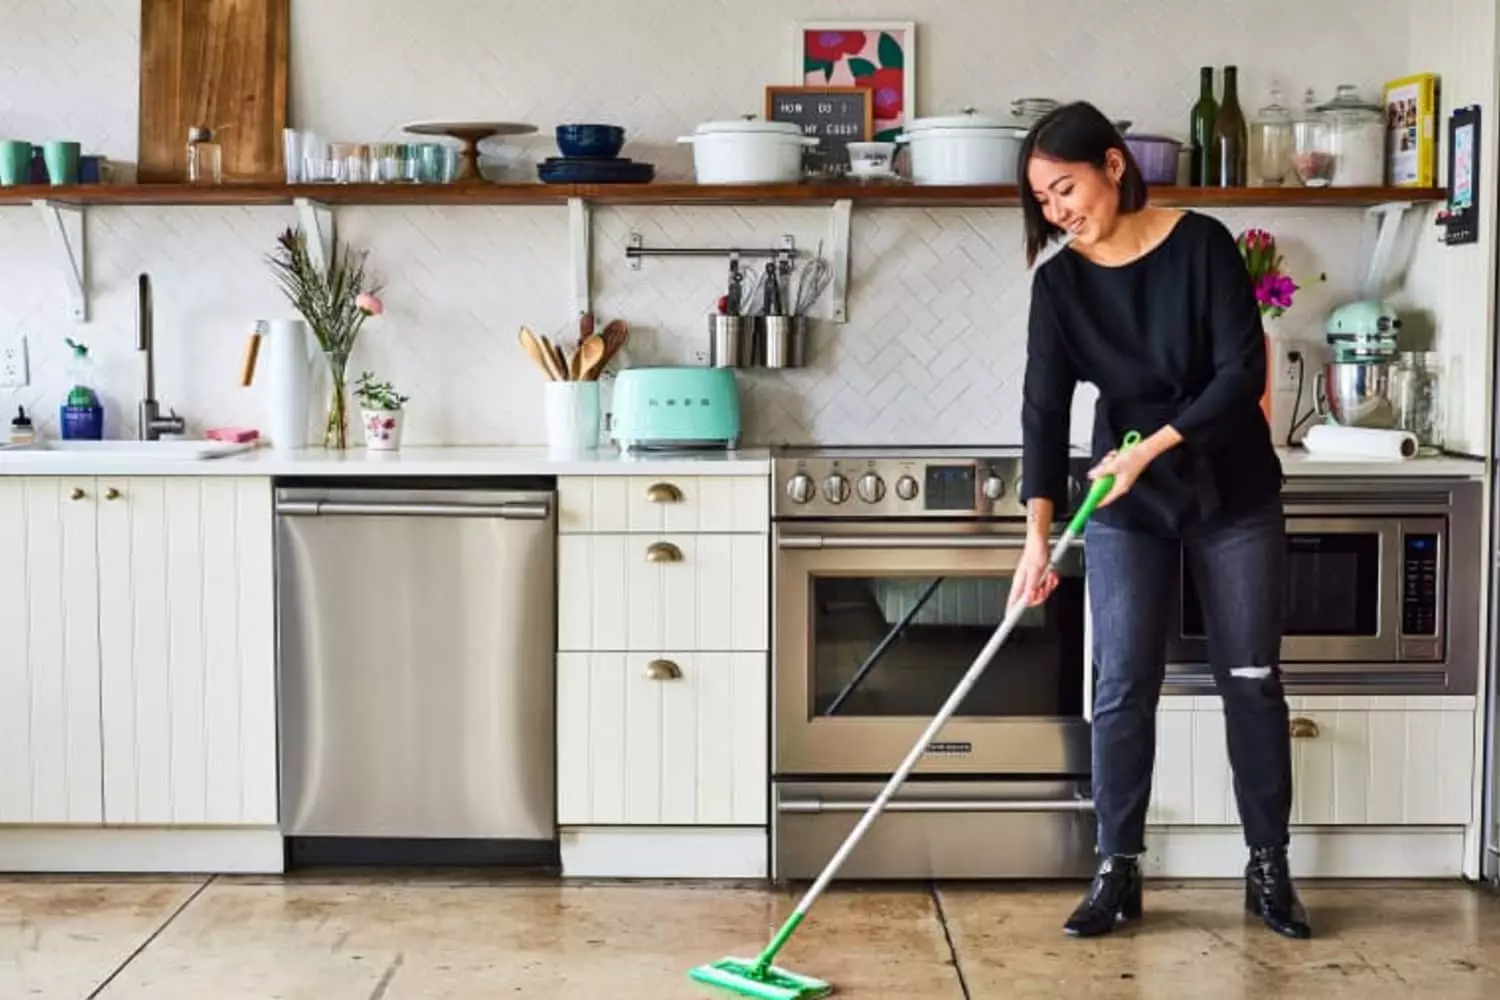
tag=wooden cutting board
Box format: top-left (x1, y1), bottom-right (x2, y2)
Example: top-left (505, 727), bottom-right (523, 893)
top-left (137, 0), bottom-right (290, 183)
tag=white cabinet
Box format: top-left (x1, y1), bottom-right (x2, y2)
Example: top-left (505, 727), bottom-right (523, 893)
top-left (557, 652), bottom-right (766, 825)
top-left (1148, 696), bottom-right (1475, 827)
top-left (555, 473), bottom-right (770, 875)
top-left (0, 476), bottom-right (277, 828)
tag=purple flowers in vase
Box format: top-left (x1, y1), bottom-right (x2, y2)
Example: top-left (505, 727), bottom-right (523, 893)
top-left (1235, 227), bottom-right (1299, 319)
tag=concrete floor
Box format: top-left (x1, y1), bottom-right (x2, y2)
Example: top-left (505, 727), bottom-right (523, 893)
top-left (3, 874), bottom-right (1499, 998)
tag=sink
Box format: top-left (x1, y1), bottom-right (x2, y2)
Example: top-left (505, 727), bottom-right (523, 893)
top-left (0, 440), bottom-right (256, 461)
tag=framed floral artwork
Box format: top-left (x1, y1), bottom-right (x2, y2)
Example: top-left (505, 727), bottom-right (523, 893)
top-left (795, 21), bottom-right (915, 143)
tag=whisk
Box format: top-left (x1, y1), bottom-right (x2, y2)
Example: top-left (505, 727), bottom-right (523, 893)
top-left (794, 243), bottom-right (832, 315)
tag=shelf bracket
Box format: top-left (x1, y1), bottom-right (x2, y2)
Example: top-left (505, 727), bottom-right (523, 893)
top-left (569, 196), bottom-right (591, 319)
top-left (34, 199), bottom-right (87, 322)
top-left (1362, 200), bottom-right (1416, 297)
top-left (828, 198), bottom-right (852, 323)
top-left (293, 197), bottom-right (335, 273)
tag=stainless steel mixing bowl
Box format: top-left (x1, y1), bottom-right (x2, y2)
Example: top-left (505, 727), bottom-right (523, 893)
top-left (1321, 361), bottom-right (1395, 428)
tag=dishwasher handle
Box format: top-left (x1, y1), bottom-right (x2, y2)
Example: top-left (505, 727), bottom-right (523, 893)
top-left (275, 499), bottom-right (551, 519)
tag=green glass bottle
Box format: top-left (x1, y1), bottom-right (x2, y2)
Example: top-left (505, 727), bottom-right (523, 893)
top-left (1211, 65), bottom-right (1248, 186)
top-left (1189, 67), bottom-right (1218, 187)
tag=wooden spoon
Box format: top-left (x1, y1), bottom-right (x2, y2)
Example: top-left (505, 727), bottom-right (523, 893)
top-left (517, 326), bottom-right (560, 380)
top-left (595, 319), bottom-right (629, 374)
top-left (576, 334), bottom-right (607, 380)
top-left (541, 336), bottom-right (570, 381)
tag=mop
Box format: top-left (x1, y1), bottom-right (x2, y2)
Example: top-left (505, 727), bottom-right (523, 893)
top-left (689, 432), bottom-right (1141, 1000)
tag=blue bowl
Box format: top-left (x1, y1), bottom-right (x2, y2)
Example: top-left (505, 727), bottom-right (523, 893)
top-left (556, 123), bottom-right (625, 159)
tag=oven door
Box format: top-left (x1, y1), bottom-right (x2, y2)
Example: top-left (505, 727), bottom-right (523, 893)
top-left (774, 523), bottom-right (1089, 777)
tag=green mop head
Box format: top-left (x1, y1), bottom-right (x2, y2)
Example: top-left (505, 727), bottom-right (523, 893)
top-left (687, 957), bottom-right (832, 1000)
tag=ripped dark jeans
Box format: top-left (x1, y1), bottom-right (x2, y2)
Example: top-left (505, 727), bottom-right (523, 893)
top-left (1085, 498), bottom-right (1292, 856)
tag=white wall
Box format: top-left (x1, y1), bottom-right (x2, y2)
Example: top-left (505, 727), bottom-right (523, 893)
top-left (0, 0), bottom-right (1458, 447)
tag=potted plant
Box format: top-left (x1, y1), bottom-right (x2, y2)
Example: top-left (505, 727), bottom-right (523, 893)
top-left (266, 227), bottom-right (385, 449)
top-left (353, 370), bottom-right (409, 451)
top-left (1235, 227), bottom-right (1301, 423)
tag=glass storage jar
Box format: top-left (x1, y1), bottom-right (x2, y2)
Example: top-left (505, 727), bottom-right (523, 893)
top-left (1251, 83), bottom-right (1294, 185)
top-left (1316, 84), bottom-right (1386, 186)
top-left (1290, 88), bottom-right (1334, 186)
top-left (1391, 350), bottom-right (1444, 454)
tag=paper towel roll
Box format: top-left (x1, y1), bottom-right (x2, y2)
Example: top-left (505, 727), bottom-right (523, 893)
top-left (1302, 424), bottom-right (1418, 460)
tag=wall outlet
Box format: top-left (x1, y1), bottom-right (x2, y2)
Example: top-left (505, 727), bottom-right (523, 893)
top-left (0, 334), bottom-right (29, 389)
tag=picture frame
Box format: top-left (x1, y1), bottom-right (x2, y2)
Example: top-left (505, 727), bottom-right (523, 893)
top-left (794, 20), bottom-right (916, 142)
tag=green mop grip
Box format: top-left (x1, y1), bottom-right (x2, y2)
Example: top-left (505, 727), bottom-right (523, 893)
top-left (1064, 431), bottom-right (1141, 536)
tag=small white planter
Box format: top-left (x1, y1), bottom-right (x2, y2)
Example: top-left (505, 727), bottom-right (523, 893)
top-left (678, 118), bottom-right (818, 184)
top-left (361, 408), bottom-right (404, 451)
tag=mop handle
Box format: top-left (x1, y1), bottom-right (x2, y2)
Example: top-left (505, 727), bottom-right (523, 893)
top-left (751, 432), bottom-right (1141, 973)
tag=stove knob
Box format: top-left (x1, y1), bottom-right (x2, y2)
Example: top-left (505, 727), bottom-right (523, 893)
top-left (786, 473), bottom-right (816, 504)
top-left (895, 474), bottom-right (919, 501)
top-left (981, 474), bottom-right (1005, 501)
top-left (823, 473), bottom-right (851, 504)
top-left (856, 472), bottom-right (886, 504)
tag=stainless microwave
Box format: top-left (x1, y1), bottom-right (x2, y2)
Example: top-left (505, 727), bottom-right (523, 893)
top-left (1164, 477), bottom-right (1482, 696)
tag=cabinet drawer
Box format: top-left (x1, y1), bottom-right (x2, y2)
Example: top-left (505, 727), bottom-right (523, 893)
top-left (559, 476), bottom-right (768, 534)
top-left (1148, 697), bottom-right (1475, 827)
top-left (558, 534), bottom-right (767, 651)
top-left (557, 651), bottom-right (767, 826)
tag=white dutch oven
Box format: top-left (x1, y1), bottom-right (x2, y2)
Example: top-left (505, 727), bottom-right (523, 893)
top-left (678, 118), bottom-right (818, 184)
top-left (897, 109), bottom-right (1029, 185)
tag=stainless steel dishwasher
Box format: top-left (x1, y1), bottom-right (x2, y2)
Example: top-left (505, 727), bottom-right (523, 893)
top-left (274, 479), bottom-right (556, 853)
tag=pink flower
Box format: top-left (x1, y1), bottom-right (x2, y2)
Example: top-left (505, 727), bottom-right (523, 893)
top-left (356, 292), bottom-right (383, 316)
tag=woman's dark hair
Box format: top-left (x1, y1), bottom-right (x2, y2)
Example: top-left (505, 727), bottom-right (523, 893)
top-left (1017, 100), bottom-right (1148, 266)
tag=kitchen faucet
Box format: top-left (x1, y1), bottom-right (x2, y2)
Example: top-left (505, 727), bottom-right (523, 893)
top-left (136, 273), bottom-right (185, 441)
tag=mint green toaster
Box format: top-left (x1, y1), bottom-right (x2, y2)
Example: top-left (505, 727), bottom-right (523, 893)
top-left (610, 367), bottom-right (741, 450)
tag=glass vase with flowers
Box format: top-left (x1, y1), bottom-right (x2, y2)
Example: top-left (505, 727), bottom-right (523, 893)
top-left (1235, 226), bottom-right (1300, 424)
top-left (266, 227), bottom-right (385, 449)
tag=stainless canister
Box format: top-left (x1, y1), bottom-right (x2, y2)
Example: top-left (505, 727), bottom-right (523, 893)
top-left (762, 315), bottom-right (808, 369)
top-left (708, 314), bottom-right (751, 368)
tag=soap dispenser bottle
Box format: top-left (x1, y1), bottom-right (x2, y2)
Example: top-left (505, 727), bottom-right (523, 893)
top-left (8, 405), bottom-right (34, 445)
top-left (60, 338), bottom-right (104, 440)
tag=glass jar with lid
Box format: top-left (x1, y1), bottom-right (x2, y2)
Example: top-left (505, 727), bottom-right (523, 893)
top-left (1391, 351), bottom-right (1444, 454)
top-left (1316, 85), bottom-right (1386, 186)
top-left (1251, 82), bottom-right (1294, 185)
top-left (1290, 88), bottom-right (1334, 186)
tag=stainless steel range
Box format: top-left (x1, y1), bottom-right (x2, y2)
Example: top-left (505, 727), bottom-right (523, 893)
top-left (770, 445), bottom-right (1100, 881)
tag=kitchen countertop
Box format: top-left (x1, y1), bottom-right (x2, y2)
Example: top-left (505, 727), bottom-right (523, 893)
top-left (0, 442), bottom-right (1482, 480)
top-left (0, 444), bottom-right (774, 478)
top-left (1275, 446), bottom-right (1486, 479)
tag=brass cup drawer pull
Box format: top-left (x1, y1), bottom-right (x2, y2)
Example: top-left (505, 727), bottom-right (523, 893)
top-left (69, 487), bottom-right (86, 501)
top-left (645, 482), bottom-right (683, 504)
top-left (645, 659), bottom-right (682, 681)
top-left (104, 487), bottom-right (122, 501)
top-left (645, 541), bottom-right (683, 563)
top-left (1289, 717), bottom-right (1320, 739)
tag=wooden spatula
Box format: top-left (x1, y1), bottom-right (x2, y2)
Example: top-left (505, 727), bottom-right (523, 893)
top-left (518, 326), bottom-right (563, 380)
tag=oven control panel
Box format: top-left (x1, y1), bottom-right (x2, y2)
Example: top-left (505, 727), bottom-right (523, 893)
top-left (772, 452), bottom-right (1089, 519)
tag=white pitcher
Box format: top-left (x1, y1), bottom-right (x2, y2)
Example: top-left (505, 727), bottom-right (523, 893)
top-left (258, 319), bottom-right (313, 449)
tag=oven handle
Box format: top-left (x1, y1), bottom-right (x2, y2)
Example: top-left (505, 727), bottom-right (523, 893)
top-left (777, 535), bottom-right (1079, 550)
top-left (779, 797), bottom-right (1095, 814)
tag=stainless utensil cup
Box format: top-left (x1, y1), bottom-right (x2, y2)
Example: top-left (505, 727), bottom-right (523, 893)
top-left (762, 315), bottom-right (808, 369)
top-left (1321, 361), bottom-right (1395, 428)
top-left (709, 314), bottom-right (751, 368)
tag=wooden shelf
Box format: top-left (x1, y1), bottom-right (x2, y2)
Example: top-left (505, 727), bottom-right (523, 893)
top-left (0, 181), bottom-right (1449, 209)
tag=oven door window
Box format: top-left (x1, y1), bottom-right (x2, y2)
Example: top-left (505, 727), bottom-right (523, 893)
top-left (1181, 530), bottom-right (1381, 638)
top-left (810, 572), bottom-right (1085, 719)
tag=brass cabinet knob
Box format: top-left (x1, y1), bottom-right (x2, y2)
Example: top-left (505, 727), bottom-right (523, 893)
top-left (645, 659), bottom-right (682, 681)
top-left (645, 541), bottom-right (683, 563)
top-left (104, 487), bottom-right (122, 501)
top-left (1289, 717), bottom-right (1320, 739)
top-left (69, 487), bottom-right (86, 501)
top-left (645, 482), bottom-right (683, 504)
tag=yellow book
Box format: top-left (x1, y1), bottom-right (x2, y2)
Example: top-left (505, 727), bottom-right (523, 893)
top-left (1383, 73), bottom-right (1440, 187)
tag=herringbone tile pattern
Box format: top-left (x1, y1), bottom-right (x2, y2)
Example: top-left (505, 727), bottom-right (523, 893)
top-left (0, 0), bottom-right (1407, 446)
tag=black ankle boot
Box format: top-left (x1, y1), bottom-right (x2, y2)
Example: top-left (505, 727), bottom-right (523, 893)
top-left (1064, 854), bottom-right (1142, 937)
top-left (1244, 846), bottom-right (1312, 939)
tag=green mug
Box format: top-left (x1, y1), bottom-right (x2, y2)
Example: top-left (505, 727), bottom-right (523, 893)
top-left (0, 140), bottom-right (31, 186)
top-left (43, 141), bottom-right (81, 185)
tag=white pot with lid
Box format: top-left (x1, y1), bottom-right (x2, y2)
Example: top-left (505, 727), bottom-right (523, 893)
top-left (677, 117), bottom-right (818, 184)
top-left (896, 108), bottom-right (1030, 185)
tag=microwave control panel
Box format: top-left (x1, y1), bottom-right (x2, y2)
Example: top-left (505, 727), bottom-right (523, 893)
top-left (1401, 532), bottom-right (1441, 636)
